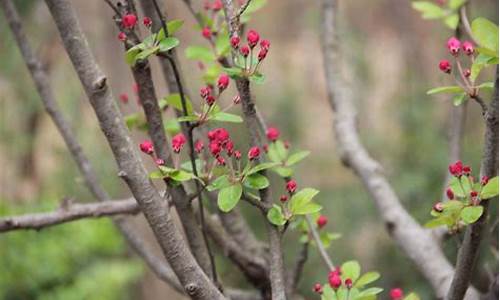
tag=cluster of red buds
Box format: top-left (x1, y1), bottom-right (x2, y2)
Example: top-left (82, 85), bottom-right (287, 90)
top-left (390, 288), bottom-right (404, 300)
top-left (433, 160), bottom-right (489, 210)
top-left (231, 29), bottom-right (271, 74)
top-left (117, 13), bottom-right (153, 41)
top-left (438, 37), bottom-right (479, 96)
top-left (199, 74), bottom-right (231, 107)
top-left (203, 0), bottom-right (223, 12)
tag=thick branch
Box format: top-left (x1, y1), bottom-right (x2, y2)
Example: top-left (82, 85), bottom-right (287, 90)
top-left (319, 0), bottom-right (479, 298)
top-left (43, 1), bottom-right (224, 298)
top-left (447, 68), bottom-right (499, 300)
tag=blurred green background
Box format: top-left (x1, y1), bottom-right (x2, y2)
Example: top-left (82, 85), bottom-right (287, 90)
top-left (0, 0), bottom-right (498, 299)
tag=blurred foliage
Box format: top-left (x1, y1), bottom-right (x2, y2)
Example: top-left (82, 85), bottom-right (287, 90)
top-left (0, 200), bottom-right (143, 300)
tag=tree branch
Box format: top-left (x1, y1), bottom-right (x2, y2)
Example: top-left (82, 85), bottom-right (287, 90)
top-left (43, 0), bottom-right (224, 298)
top-left (287, 241), bottom-right (309, 295)
top-left (447, 68), bottom-right (499, 300)
top-left (319, 0), bottom-right (479, 298)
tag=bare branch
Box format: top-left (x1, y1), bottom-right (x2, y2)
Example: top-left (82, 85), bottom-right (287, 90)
top-left (319, 0), bottom-right (480, 298)
top-left (447, 68), bottom-right (499, 300)
top-left (234, 0), bottom-right (253, 19)
top-left (0, 199), bottom-right (139, 232)
top-left (42, 0), bottom-right (224, 298)
top-left (287, 242), bottom-right (309, 295)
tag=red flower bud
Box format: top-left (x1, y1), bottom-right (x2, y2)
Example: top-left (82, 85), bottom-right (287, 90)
top-left (258, 48), bottom-right (268, 61)
top-left (439, 60), bottom-right (452, 74)
top-left (470, 190), bottom-right (478, 198)
top-left (447, 37), bottom-right (461, 56)
top-left (286, 179), bottom-right (297, 194)
top-left (212, 0), bottom-right (223, 11)
top-left (216, 156), bottom-right (226, 166)
top-left (119, 93), bottom-right (129, 104)
top-left (155, 158), bottom-right (165, 166)
top-left (248, 146), bottom-right (260, 160)
top-left (446, 188), bottom-right (454, 200)
top-left (202, 27), bottom-right (212, 39)
top-left (463, 69), bottom-right (471, 78)
top-left (143, 17), bottom-right (152, 28)
top-left (218, 74), bottom-right (230, 91)
top-left (206, 95), bottom-right (216, 106)
top-left (481, 175), bottom-right (489, 186)
top-left (280, 195), bottom-right (288, 202)
top-left (234, 150), bottom-right (242, 160)
top-left (463, 165), bottom-right (471, 175)
top-left (200, 86), bottom-right (212, 98)
top-left (240, 45), bottom-right (250, 57)
top-left (266, 127), bottom-right (280, 142)
top-left (433, 202), bottom-right (444, 213)
top-left (140, 140), bottom-right (154, 155)
top-left (316, 215), bottom-right (328, 229)
top-left (345, 278), bottom-right (353, 289)
top-left (118, 32), bottom-right (127, 41)
top-left (462, 41), bottom-right (474, 55)
top-left (231, 36), bottom-right (240, 49)
top-left (449, 160), bottom-right (463, 177)
top-left (195, 140), bottom-right (204, 153)
top-left (329, 266), bottom-right (342, 277)
top-left (313, 283), bottom-right (323, 294)
top-left (262, 144), bottom-right (269, 153)
top-left (390, 288), bottom-right (404, 300)
top-left (329, 274), bottom-right (342, 289)
top-left (172, 133), bottom-right (186, 153)
top-left (209, 142), bottom-right (222, 156)
top-left (122, 14), bottom-right (138, 29)
top-left (247, 29), bottom-right (260, 48)
top-left (226, 140), bottom-right (234, 156)
top-left (260, 39), bottom-right (270, 50)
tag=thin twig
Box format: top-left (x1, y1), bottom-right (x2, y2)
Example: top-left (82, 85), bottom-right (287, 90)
top-left (305, 215), bottom-right (334, 271)
top-left (459, 6), bottom-right (477, 44)
top-left (471, 94), bottom-right (488, 116)
top-left (234, 0), bottom-right (253, 19)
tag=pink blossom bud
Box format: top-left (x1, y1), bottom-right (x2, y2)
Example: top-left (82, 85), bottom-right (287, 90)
top-left (439, 60), bottom-right (452, 74)
top-left (316, 215), bottom-right (328, 228)
top-left (247, 29), bottom-right (260, 48)
top-left (266, 127), bottom-right (280, 142)
top-left (171, 133), bottom-right (186, 153)
top-left (286, 180), bottom-right (297, 193)
top-left (447, 37), bottom-right (461, 56)
top-left (118, 32), bottom-right (127, 41)
top-left (143, 17), bottom-right (152, 27)
top-left (230, 36), bottom-right (240, 49)
top-left (462, 41), bottom-right (474, 55)
top-left (140, 140), bottom-right (154, 155)
top-left (248, 146), bottom-right (260, 160)
top-left (122, 14), bottom-right (138, 29)
top-left (390, 288), bottom-right (404, 300)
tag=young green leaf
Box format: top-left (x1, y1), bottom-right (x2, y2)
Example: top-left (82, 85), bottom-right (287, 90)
top-left (246, 162), bottom-right (280, 176)
top-left (448, 0), bottom-right (466, 9)
top-left (460, 206), bottom-right (484, 224)
top-left (289, 188), bottom-right (320, 215)
top-left (452, 93), bottom-right (467, 106)
top-left (159, 37), bottom-right (180, 52)
top-left (321, 285), bottom-right (337, 300)
top-left (427, 86), bottom-right (463, 95)
top-left (471, 17), bottom-right (499, 55)
top-left (244, 173), bottom-right (270, 190)
top-left (267, 140), bottom-right (288, 162)
top-left (403, 293), bottom-right (421, 300)
top-left (125, 47), bottom-right (141, 65)
top-left (135, 46), bottom-right (160, 62)
top-left (176, 115), bottom-right (199, 122)
top-left (477, 81), bottom-right (495, 90)
top-left (273, 166), bottom-right (293, 178)
top-left (286, 151), bottom-right (310, 166)
top-left (480, 176), bottom-right (499, 199)
top-left (354, 272), bottom-right (380, 288)
top-left (149, 170), bottom-right (166, 179)
top-left (168, 170), bottom-right (194, 182)
top-left (443, 14), bottom-right (459, 30)
top-left (217, 183), bottom-right (243, 212)
top-left (354, 287), bottom-right (384, 298)
top-left (424, 215), bottom-right (454, 228)
top-left (185, 46), bottom-right (216, 62)
top-left (411, 2), bottom-right (445, 19)
top-left (222, 67), bottom-right (244, 78)
top-left (240, 0), bottom-right (268, 23)
top-left (267, 205), bottom-right (287, 226)
top-left (207, 175), bottom-right (232, 192)
top-left (209, 112), bottom-right (243, 123)
top-left (164, 119), bottom-right (181, 136)
top-left (249, 72), bottom-right (265, 84)
top-left (341, 260), bottom-right (361, 282)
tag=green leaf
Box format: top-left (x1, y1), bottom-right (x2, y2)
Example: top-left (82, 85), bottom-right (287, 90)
top-left (481, 176), bottom-right (499, 199)
top-left (125, 47), bottom-right (141, 65)
top-left (354, 287), bottom-right (383, 298)
top-left (448, 0), bottom-right (466, 9)
top-left (477, 82), bottom-right (494, 90)
top-left (449, 177), bottom-right (470, 197)
top-left (354, 272), bottom-right (380, 288)
top-left (452, 93), bottom-right (467, 106)
top-left (176, 115), bottom-right (199, 122)
top-left (460, 206), bottom-right (484, 224)
top-left (427, 86), bottom-right (463, 95)
top-left (217, 183), bottom-right (243, 212)
top-left (185, 46), bottom-right (216, 62)
top-left (222, 67), bottom-right (244, 78)
top-left (180, 159), bottom-right (204, 173)
top-left (273, 166), bottom-right (293, 178)
top-left (207, 175), bottom-right (232, 191)
top-left (403, 293), bottom-right (421, 300)
top-left (294, 202), bottom-right (322, 215)
top-left (215, 34), bottom-right (231, 57)
top-left (341, 260), bottom-right (361, 281)
top-left (203, 63), bottom-right (222, 84)
top-left (169, 170), bottom-right (194, 182)
top-left (149, 170), bottom-right (165, 179)
top-left (159, 37), bottom-right (180, 52)
top-left (289, 188), bottom-right (319, 215)
top-left (244, 173), bottom-right (270, 190)
top-left (286, 151), bottom-right (310, 166)
top-left (246, 162), bottom-right (280, 176)
top-left (424, 215), bottom-right (454, 228)
top-left (157, 20), bottom-right (185, 40)
top-left (471, 17), bottom-right (499, 55)
top-left (160, 93), bottom-right (194, 115)
top-left (136, 46), bottom-right (160, 62)
top-left (319, 231), bottom-right (341, 248)
top-left (476, 47), bottom-right (498, 58)
top-left (412, 2), bottom-right (445, 19)
top-left (209, 112), bottom-right (243, 123)
top-left (321, 285), bottom-right (337, 300)
top-left (267, 205), bottom-right (287, 226)
top-left (164, 119), bottom-right (181, 136)
top-left (267, 140), bottom-right (288, 162)
top-left (249, 72), bottom-right (265, 84)
top-left (124, 113), bottom-right (140, 129)
top-left (444, 14), bottom-right (459, 30)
